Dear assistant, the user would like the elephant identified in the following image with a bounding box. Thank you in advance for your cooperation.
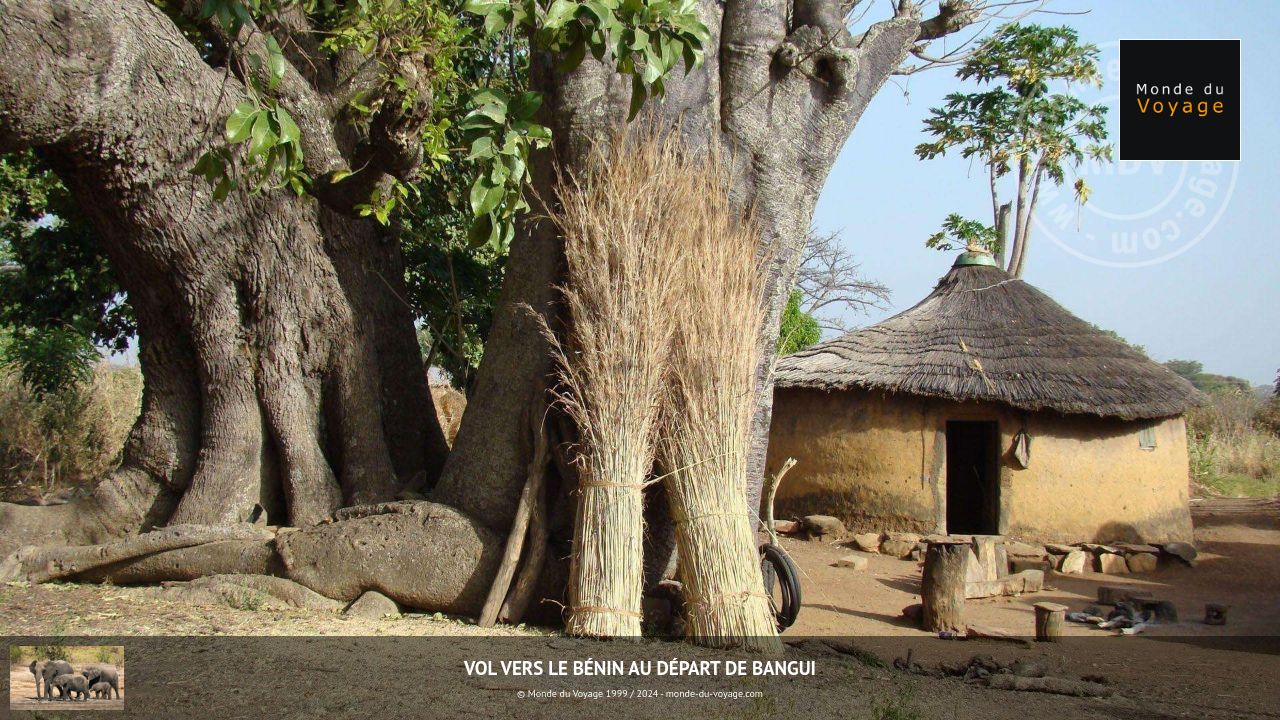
[82,665,121,699]
[90,681,113,699]
[29,659,73,701]
[51,673,90,701]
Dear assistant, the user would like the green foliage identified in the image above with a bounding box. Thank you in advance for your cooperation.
[1164,359,1252,394]
[917,24,1112,266]
[1186,389,1280,498]
[777,290,820,356]
[0,153,133,395]
[916,24,1111,184]
[925,213,998,253]
[459,0,710,251]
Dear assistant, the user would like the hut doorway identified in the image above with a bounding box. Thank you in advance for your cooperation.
[945,421,1000,535]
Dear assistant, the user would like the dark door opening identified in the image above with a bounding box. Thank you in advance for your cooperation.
[945,421,1000,535]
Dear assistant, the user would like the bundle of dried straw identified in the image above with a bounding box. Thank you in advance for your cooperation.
[550,134,683,638]
[549,129,779,651]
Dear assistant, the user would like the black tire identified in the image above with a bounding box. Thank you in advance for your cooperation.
[760,542,802,631]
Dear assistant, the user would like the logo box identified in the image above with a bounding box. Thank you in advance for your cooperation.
[1119,39,1240,161]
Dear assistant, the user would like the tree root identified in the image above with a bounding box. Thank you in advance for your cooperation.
[0,524,275,583]
[0,501,567,619]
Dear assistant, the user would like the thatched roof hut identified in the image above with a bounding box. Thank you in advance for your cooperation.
[767,252,1199,545]
[776,253,1200,420]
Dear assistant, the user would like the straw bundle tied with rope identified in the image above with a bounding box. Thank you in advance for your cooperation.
[656,149,782,655]
[548,133,685,638]
[547,130,779,651]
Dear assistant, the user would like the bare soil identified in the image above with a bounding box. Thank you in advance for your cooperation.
[0,497,1275,720]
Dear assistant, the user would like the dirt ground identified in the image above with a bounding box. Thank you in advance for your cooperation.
[1,497,1276,719]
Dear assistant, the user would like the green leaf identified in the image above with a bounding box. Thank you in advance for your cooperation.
[558,40,587,73]
[467,213,494,248]
[628,75,646,121]
[276,107,300,145]
[467,136,496,160]
[248,113,278,158]
[544,0,577,29]
[225,102,258,143]
[509,91,543,120]
[265,36,286,90]
[469,177,503,216]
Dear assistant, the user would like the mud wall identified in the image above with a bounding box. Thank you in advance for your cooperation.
[766,387,1193,543]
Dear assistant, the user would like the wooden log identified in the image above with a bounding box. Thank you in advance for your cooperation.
[498,418,552,625]
[1034,601,1068,642]
[921,541,969,632]
[478,392,548,628]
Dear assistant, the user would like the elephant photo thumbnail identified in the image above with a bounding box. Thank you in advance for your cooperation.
[9,645,124,711]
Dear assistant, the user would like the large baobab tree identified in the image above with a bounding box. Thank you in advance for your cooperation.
[0,0,1021,612]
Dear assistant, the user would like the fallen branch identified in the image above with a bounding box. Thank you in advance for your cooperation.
[480,389,549,628]
[986,674,1115,698]
[499,411,553,624]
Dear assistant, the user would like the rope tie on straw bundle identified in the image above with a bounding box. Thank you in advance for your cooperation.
[570,606,645,618]
[670,510,749,525]
[683,590,772,605]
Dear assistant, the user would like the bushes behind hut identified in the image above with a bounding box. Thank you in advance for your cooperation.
[1187,389,1280,498]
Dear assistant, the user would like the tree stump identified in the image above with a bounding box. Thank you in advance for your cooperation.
[1034,602,1068,641]
[922,541,969,633]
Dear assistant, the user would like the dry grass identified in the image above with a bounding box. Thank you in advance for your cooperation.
[1187,391,1280,498]
[0,361,142,503]
[548,132,685,638]
[655,148,781,654]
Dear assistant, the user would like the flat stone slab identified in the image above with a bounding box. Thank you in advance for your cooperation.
[835,554,869,571]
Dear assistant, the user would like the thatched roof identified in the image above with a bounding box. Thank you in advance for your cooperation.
[775,257,1201,420]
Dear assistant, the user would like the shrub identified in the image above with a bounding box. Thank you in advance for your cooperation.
[1186,390,1280,498]
[0,360,141,501]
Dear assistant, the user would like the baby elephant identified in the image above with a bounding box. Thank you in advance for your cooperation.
[51,673,90,701]
[82,666,121,699]
[90,681,113,699]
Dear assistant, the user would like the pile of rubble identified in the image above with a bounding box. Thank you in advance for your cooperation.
[789,514,1198,578]
[893,651,1115,698]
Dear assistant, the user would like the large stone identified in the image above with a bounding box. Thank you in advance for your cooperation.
[1011,557,1052,574]
[1096,553,1129,575]
[1160,542,1198,566]
[887,531,922,544]
[803,515,846,540]
[1125,552,1158,573]
[344,590,401,620]
[1005,540,1048,558]
[1057,550,1088,575]
[852,532,882,553]
[836,554,869,571]
[1018,569,1045,593]
[1044,543,1076,555]
[880,539,916,559]
[1117,543,1160,555]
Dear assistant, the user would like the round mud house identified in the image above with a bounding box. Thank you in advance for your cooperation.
[768,251,1201,544]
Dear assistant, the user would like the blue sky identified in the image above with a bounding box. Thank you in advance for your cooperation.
[818,0,1278,386]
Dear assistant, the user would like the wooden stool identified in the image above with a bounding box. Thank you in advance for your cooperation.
[1033,602,1068,641]
[922,541,969,632]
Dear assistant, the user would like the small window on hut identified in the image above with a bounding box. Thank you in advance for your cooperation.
[1138,425,1157,451]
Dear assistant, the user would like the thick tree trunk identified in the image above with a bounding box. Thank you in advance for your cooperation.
[442,0,927,534]
[0,0,448,556]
